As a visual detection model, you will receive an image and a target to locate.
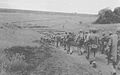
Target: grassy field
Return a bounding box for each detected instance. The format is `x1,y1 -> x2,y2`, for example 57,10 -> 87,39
0,8 -> 120,75
0,8 -> 99,48
0,9 -> 97,31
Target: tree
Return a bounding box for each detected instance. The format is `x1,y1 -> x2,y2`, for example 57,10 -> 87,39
93,8 -> 120,24
114,7 -> 120,16
98,8 -> 112,17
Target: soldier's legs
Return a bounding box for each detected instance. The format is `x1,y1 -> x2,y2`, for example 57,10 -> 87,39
56,41 -> 58,47
107,52 -> 111,65
94,51 -> 96,57
78,46 -> 83,55
116,54 -> 120,65
77,46 -> 81,55
107,58 -> 110,65
117,61 -> 120,70
67,44 -> 71,54
86,46 -> 90,59
93,48 -> 97,57
64,43 -> 67,50
111,47 -> 118,64
53,40 -> 55,46
101,45 -> 104,54
60,40 -> 62,46
84,43 -> 88,53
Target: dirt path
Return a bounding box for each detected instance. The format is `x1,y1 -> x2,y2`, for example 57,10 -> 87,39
56,46 -> 120,75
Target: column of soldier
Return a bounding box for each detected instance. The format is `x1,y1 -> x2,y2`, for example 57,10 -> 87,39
53,30 -> 120,75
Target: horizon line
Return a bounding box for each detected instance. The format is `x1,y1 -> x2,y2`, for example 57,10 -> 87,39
0,7 -> 98,15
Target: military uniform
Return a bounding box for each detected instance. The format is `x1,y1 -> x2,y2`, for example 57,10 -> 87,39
89,33 -> 99,57
85,31 -> 99,59
55,34 -> 61,47
110,33 -> 118,63
63,33 -> 68,50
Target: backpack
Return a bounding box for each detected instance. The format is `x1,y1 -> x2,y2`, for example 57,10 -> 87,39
101,36 -> 110,46
89,34 -> 98,48
67,34 -> 74,41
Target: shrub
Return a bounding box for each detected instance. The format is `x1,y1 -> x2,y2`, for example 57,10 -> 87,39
0,45 -> 52,75
94,7 -> 120,24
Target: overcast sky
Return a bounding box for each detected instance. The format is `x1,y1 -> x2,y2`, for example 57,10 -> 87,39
0,0 -> 120,14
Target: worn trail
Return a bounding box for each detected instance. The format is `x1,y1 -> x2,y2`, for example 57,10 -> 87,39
56,46 -> 120,75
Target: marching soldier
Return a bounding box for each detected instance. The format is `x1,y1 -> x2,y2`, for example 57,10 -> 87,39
110,32 -> 118,64
85,29 -> 99,59
66,32 -> 75,54
66,32 -> 73,54
100,33 -> 109,54
106,32 -> 113,65
85,31 -> 91,59
76,31 -> 85,55
55,33 -> 61,47
63,32 -> 68,50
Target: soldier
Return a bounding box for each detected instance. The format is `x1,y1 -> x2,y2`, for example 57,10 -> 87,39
90,30 -> 99,57
110,32 -> 118,64
85,31 -> 91,59
100,33 -> 106,54
50,34 -> 56,46
83,31 -> 89,53
76,30 -> 84,55
66,32 -> 74,54
100,33 -> 111,55
84,31 -> 89,41
86,29 -> 99,60
63,32 -> 68,50
105,32 -> 113,65
55,33 -> 61,47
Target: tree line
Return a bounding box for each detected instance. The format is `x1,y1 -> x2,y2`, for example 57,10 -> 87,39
93,7 -> 120,24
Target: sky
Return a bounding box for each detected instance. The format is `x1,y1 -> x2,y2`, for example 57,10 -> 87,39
0,0 -> 120,14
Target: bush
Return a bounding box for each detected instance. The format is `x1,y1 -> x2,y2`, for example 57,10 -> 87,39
94,7 -> 120,24
0,45 -> 53,75
114,7 -> 120,16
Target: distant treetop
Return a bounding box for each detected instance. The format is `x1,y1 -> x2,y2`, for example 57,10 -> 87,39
93,7 -> 120,24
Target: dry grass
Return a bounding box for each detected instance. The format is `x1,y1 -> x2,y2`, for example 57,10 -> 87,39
0,10 -> 119,75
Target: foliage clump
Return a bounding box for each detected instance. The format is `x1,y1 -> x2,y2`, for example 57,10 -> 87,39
0,45 -> 98,75
0,45 -> 52,75
94,7 -> 120,24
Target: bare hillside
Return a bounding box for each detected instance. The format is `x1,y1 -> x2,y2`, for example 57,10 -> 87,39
0,8 -> 98,26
